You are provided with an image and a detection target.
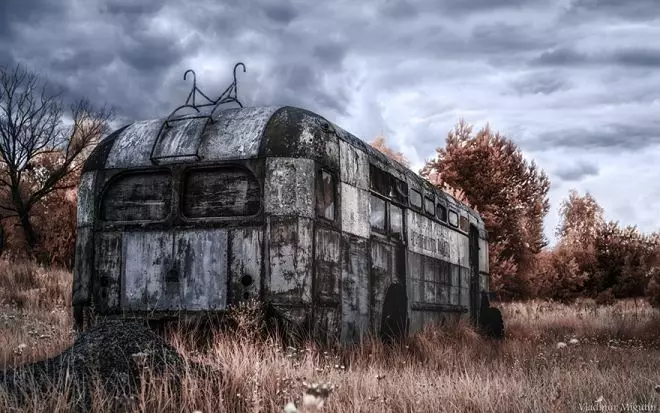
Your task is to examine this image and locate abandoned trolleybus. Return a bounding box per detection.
[72,67,499,344]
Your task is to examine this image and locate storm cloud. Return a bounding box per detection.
[1,0,659,243]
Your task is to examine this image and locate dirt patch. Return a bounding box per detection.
[0,319,201,410]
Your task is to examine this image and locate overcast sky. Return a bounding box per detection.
[2,0,659,245]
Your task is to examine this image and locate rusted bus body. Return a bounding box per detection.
[72,105,490,344]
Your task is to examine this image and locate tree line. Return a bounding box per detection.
[374,123,660,308]
[1,64,658,307]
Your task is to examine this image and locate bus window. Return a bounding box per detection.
[183,167,260,218]
[102,171,172,222]
[370,164,390,196]
[424,197,435,216]
[459,215,469,232]
[370,195,386,232]
[390,204,403,238]
[316,170,336,221]
[410,189,422,209]
[448,210,459,227]
[436,203,447,222]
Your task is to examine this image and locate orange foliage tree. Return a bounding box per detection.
[369,136,411,168]
[420,120,550,300]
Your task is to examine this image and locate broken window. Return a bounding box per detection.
[410,189,422,209]
[436,203,447,222]
[370,195,386,232]
[424,197,435,215]
[390,204,403,238]
[183,167,260,218]
[102,171,172,222]
[448,210,459,227]
[370,164,390,196]
[459,214,469,232]
[316,170,336,221]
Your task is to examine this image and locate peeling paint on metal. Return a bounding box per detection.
[76,171,96,227]
[268,217,313,304]
[230,227,263,303]
[264,158,315,218]
[151,117,207,163]
[314,228,341,302]
[105,120,162,168]
[122,231,171,311]
[94,232,122,311]
[72,227,93,305]
[339,140,369,190]
[340,184,370,238]
[198,106,280,160]
[340,235,370,344]
[177,230,227,310]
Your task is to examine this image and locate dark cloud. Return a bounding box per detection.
[531,47,590,66]
[531,47,660,68]
[0,0,62,36]
[554,161,599,182]
[532,122,660,151]
[262,2,298,24]
[565,0,660,21]
[378,0,418,19]
[436,0,533,14]
[510,72,570,95]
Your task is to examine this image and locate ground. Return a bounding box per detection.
[0,260,659,412]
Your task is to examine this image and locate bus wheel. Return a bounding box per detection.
[480,307,504,339]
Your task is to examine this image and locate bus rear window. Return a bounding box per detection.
[183,167,260,218]
[102,171,172,222]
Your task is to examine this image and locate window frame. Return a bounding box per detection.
[179,165,263,222]
[409,189,422,210]
[424,196,435,216]
[316,168,338,223]
[448,209,459,227]
[100,169,173,224]
[436,201,447,222]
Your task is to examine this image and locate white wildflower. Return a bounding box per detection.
[556,342,567,349]
[569,338,579,345]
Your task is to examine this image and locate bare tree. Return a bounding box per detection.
[0,64,114,252]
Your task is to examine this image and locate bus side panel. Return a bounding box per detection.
[313,227,341,343]
[229,227,263,305]
[267,217,314,305]
[370,239,393,334]
[340,234,370,344]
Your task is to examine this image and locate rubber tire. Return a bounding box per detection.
[480,307,504,339]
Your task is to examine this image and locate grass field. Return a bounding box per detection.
[1,260,659,412]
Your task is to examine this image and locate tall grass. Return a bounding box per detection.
[0,261,659,412]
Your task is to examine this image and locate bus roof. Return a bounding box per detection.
[82,105,484,226]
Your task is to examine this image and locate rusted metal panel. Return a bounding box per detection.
[122,231,172,311]
[264,158,315,218]
[313,306,341,345]
[176,230,227,310]
[72,227,93,305]
[94,232,123,312]
[340,184,370,238]
[76,171,96,227]
[314,228,341,303]
[198,106,279,161]
[340,234,369,344]
[267,217,313,304]
[339,140,369,189]
[151,117,207,163]
[230,227,263,304]
[406,211,454,263]
[105,120,162,168]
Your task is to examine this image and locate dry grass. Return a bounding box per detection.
[1,260,659,413]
